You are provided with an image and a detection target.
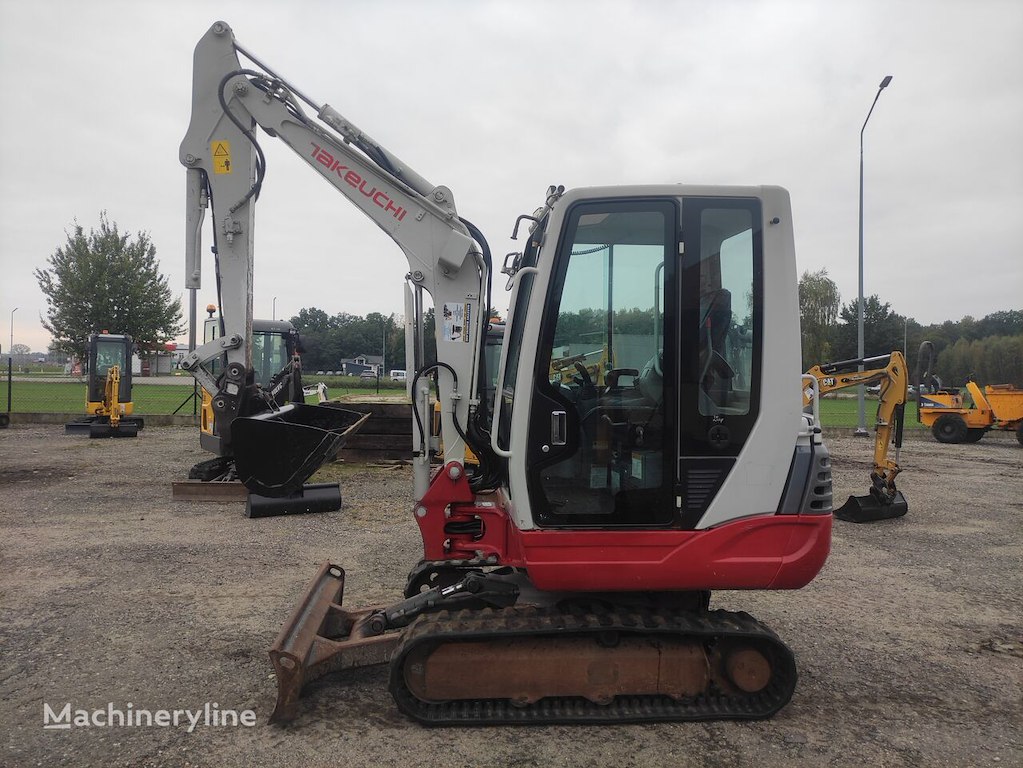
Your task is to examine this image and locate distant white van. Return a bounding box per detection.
[389,369,407,382]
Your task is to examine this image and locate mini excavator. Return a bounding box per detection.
[180,21,834,726]
[65,332,145,438]
[803,351,909,522]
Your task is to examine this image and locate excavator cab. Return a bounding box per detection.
[500,195,771,532]
[87,333,133,408]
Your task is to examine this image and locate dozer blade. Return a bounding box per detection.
[834,490,908,523]
[88,416,140,438]
[89,422,139,438]
[64,416,137,438]
[268,562,398,724]
[231,405,370,497]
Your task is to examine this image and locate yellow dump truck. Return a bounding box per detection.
[915,340,1023,445]
[919,381,1023,445]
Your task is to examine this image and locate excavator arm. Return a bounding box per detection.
[179,21,488,497]
[804,351,909,522]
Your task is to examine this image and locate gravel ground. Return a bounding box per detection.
[1,424,1020,768]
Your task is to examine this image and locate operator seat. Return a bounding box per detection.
[698,288,733,412]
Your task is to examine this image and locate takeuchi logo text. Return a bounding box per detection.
[43,702,256,733]
[309,143,408,222]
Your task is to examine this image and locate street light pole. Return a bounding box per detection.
[856,74,893,437]
[9,307,17,358]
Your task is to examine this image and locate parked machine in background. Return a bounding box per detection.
[181,21,834,726]
[916,341,1023,445]
[803,351,909,522]
[65,332,145,438]
[193,309,307,465]
[185,308,356,516]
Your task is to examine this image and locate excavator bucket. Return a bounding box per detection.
[231,404,370,497]
[834,490,908,523]
[268,562,398,723]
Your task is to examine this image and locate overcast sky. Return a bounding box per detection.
[1,0,1020,354]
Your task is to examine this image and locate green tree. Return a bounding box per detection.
[35,214,182,361]
[935,334,1023,387]
[798,268,840,369]
[290,307,342,370]
[291,308,411,371]
[831,295,905,362]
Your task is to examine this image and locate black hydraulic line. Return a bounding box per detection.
[459,217,493,323]
[198,171,228,343]
[410,361,467,456]
[455,216,504,491]
[217,69,268,213]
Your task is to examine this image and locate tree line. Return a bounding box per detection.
[799,268,1022,387]
[288,307,416,372]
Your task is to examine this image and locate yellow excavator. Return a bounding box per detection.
[803,351,909,522]
[65,332,145,438]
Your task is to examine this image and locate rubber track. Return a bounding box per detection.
[388,604,797,725]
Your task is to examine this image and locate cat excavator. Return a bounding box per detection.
[180,21,833,726]
[803,351,909,522]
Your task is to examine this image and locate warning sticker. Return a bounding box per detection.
[442,302,471,343]
[211,141,232,174]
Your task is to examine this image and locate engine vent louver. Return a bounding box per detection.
[685,468,723,512]
[809,453,833,513]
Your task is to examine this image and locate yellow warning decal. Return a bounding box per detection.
[211,141,232,174]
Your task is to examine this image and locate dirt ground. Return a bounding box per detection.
[1,424,1020,768]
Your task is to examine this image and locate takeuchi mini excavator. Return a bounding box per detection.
[180,21,834,726]
[803,351,909,522]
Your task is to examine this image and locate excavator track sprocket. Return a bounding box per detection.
[388,604,796,725]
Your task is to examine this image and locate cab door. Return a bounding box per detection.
[521,195,765,531]
[525,199,678,528]
[675,198,763,528]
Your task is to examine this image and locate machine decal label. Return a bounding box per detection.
[211,141,231,174]
[309,143,407,222]
[442,302,471,343]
